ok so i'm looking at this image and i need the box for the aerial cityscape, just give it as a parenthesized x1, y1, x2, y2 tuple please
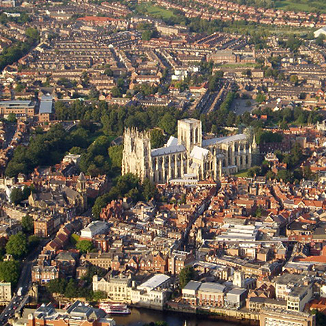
(1, 0, 326, 326)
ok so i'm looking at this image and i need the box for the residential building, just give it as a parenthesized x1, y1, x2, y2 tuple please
(260, 309, 315, 326)
(0, 282, 11, 303)
(13, 301, 116, 326)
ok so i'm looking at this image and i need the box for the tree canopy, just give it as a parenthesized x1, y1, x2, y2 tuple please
(21, 214, 34, 234)
(150, 129, 165, 149)
(179, 266, 195, 288)
(92, 174, 157, 219)
(6, 232, 28, 259)
(0, 260, 20, 285)
(76, 240, 93, 253)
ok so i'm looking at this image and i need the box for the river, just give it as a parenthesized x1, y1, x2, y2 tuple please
(113, 307, 241, 326)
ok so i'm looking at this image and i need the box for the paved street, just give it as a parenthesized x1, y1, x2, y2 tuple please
(3, 123, 16, 149)
(0, 238, 50, 325)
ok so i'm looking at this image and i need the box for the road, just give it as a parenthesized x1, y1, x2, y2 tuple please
(0, 238, 50, 325)
(3, 123, 16, 149)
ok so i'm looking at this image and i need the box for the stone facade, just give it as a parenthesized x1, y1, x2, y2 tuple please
(0, 282, 11, 303)
(122, 118, 254, 183)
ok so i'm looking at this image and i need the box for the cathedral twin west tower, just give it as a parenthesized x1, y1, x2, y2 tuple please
(122, 118, 254, 183)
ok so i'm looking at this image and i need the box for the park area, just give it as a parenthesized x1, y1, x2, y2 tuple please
(274, 0, 326, 13)
(136, 3, 177, 20)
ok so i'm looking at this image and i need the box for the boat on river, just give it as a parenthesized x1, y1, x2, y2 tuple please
(99, 302, 131, 315)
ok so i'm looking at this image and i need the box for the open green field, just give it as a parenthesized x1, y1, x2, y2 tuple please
(136, 3, 177, 19)
(234, 170, 249, 177)
(274, 0, 326, 13)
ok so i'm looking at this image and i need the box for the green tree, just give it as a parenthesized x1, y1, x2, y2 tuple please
(28, 235, 40, 249)
(111, 86, 122, 98)
(179, 266, 195, 288)
(108, 145, 123, 168)
(70, 233, 80, 246)
(92, 193, 111, 219)
(266, 170, 275, 180)
(89, 87, 99, 99)
(47, 278, 67, 294)
(150, 129, 165, 149)
(247, 166, 261, 177)
(142, 30, 153, 41)
(76, 240, 93, 253)
(6, 232, 28, 259)
(226, 111, 236, 126)
(256, 92, 266, 103)
(277, 169, 292, 183)
(21, 214, 34, 234)
(303, 165, 314, 180)
(7, 112, 17, 123)
(0, 260, 20, 285)
(142, 178, 157, 201)
(159, 113, 176, 135)
(10, 187, 24, 205)
(25, 27, 39, 42)
(65, 279, 77, 298)
(104, 67, 113, 76)
(290, 75, 299, 86)
(93, 290, 107, 301)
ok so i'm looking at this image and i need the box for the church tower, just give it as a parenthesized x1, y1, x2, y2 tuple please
(233, 270, 245, 288)
(122, 128, 152, 181)
(76, 172, 87, 211)
(76, 172, 86, 193)
(177, 118, 202, 152)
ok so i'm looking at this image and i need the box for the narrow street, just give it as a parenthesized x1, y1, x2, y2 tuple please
(0, 238, 51, 325)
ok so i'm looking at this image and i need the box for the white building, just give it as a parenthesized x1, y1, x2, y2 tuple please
(275, 274, 313, 312)
(80, 221, 110, 239)
(314, 26, 326, 38)
(93, 274, 132, 302)
(131, 274, 171, 309)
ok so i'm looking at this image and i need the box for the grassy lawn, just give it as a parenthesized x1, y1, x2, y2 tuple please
(234, 170, 249, 177)
(274, 0, 326, 13)
(136, 3, 177, 19)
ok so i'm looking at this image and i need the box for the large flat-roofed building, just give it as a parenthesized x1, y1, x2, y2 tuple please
(38, 94, 54, 122)
(198, 282, 226, 307)
(275, 274, 313, 312)
(260, 309, 315, 326)
(131, 274, 171, 309)
(137, 274, 171, 292)
(182, 281, 201, 305)
(0, 100, 35, 118)
(122, 118, 254, 183)
(80, 221, 110, 239)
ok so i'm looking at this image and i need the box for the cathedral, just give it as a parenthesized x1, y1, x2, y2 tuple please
(122, 118, 254, 183)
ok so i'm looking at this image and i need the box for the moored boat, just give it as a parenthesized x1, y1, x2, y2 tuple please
(99, 302, 131, 315)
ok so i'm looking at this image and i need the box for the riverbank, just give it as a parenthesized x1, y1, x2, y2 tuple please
(113, 306, 250, 326)
(166, 302, 259, 326)
(127, 301, 259, 326)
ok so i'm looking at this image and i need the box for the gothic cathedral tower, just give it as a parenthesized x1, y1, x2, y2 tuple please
(122, 128, 152, 182)
(177, 118, 202, 152)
